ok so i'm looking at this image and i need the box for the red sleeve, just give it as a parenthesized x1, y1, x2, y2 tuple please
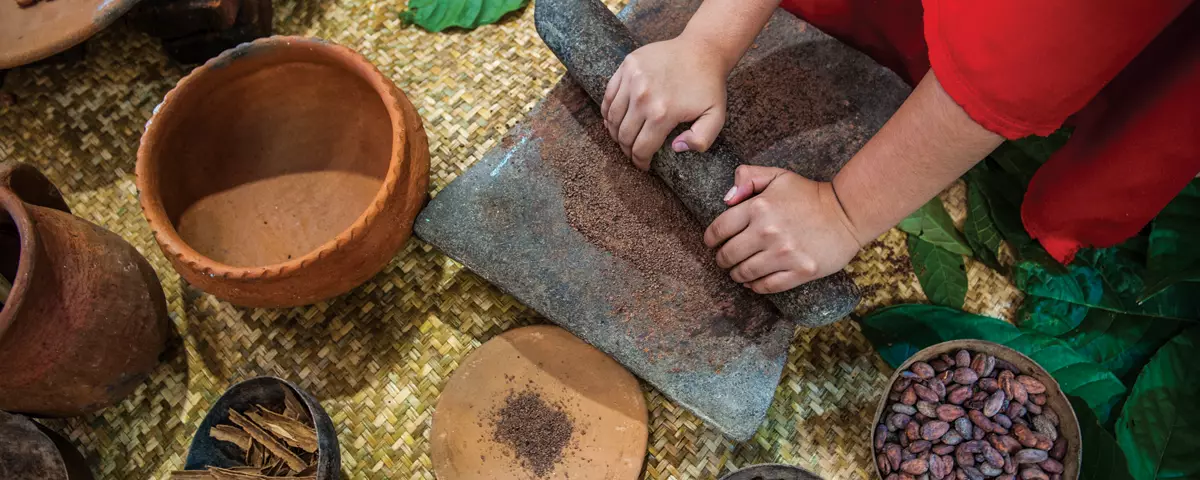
(924, 0, 1192, 139)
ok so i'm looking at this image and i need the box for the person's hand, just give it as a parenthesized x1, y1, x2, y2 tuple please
(704, 165, 867, 294)
(601, 35, 729, 170)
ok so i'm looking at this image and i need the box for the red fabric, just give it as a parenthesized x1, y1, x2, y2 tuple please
(780, 0, 1200, 264)
(1023, 6, 1200, 263)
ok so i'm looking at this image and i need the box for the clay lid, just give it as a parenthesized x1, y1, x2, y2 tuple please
(431, 325, 648, 479)
(0, 0, 140, 69)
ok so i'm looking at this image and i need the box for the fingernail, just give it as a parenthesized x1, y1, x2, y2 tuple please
(672, 140, 689, 152)
(723, 185, 737, 202)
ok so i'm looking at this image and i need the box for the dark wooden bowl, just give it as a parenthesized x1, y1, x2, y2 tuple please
(0, 411, 93, 480)
(719, 464, 823, 480)
(871, 340, 1081, 480)
(183, 376, 340, 479)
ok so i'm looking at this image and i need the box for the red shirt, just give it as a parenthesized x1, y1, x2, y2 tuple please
(781, 0, 1200, 263)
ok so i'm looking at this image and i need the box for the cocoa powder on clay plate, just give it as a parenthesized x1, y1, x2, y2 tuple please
(492, 390, 575, 477)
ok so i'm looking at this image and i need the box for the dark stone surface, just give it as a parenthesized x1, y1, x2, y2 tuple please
(416, 0, 908, 440)
(537, 0, 861, 327)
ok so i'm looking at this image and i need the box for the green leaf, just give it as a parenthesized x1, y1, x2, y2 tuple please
(963, 181, 1005, 271)
(1116, 326, 1200, 480)
(402, 0, 527, 32)
(1071, 395, 1134, 480)
(968, 165, 1064, 271)
(1015, 248, 1200, 321)
(897, 198, 973, 255)
(1143, 180, 1200, 300)
(1011, 128, 1073, 163)
(986, 128, 1071, 185)
(1059, 309, 1185, 387)
(860, 304, 1127, 424)
(907, 235, 968, 308)
(1018, 295, 1089, 336)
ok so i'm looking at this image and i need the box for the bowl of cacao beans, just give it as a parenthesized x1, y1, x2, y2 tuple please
(871, 340, 1081, 480)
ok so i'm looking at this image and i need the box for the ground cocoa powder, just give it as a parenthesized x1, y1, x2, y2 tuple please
(493, 390, 574, 477)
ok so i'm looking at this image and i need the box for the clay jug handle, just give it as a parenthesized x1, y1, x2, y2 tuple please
(0, 162, 71, 214)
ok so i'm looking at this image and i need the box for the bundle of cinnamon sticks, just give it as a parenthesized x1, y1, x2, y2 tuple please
(172, 387, 319, 479)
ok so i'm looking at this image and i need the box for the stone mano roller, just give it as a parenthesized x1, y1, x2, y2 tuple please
(535, 0, 859, 327)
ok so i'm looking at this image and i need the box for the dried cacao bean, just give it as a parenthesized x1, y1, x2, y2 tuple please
(914, 383, 940, 403)
(955, 417, 973, 437)
(918, 401, 939, 418)
(1031, 393, 1046, 406)
(904, 449, 917, 461)
(906, 421, 922, 441)
(1017, 375, 1046, 394)
(978, 378, 1000, 393)
(880, 454, 893, 475)
(942, 431, 964, 446)
(894, 378, 914, 392)
(962, 466, 985, 480)
(953, 368, 980, 385)
(1014, 449, 1048, 464)
(911, 362, 935, 379)
(903, 458, 929, 475)
(931, 454, 953, 479)
(937, 404, 966, 421)
(891, 413, 913, 430)
(877, 424, 889, 450)
(1049, 438, 1066, 461)
(902, 386, 919, 405)
(1006, 379, 1028, 405)
(956, 448, 975, 468)
(916, 413, 930, 423)
(1019, 466, 1048, 480)
(890, 391, 902, 402)
(1006, 402, 1025, 419)
(969, 410, 995, 432)
(973, 427, 987, 440)
(990, 434, 1022, 454)
(983, 445, 1004, 467)
(1012, 424, 1037, 447)
(893, 403, 918, 415)
(980, 464, 1003, 477)
(922, 421, 951, 441)
(1032, 416, 1057, 441)
(995, 359, 1018, 373)
(931, 359, 950, 373)
(1034, 434, 1053, 451)
(1004, 453, 1017, 474)
(1039, 459, 1063, 474)
(933, 444, 956, 455)
(948, 386, 972, 405)
(998, 476, 1015, 480)
(910, 440, 932, 453)
(938, 370, 953, 384)
(994, 414, 1013, 429)
(886, 444, 903, 470)
(1026, 402, 1042, 415)
(930, 379, 947, 400)
(941, 353, 956, 367)
(983, 390, 1006, 417)
(956, 350, 972, 367)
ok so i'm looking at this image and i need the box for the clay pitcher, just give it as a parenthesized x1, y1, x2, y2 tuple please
(0, 162, 169, 416)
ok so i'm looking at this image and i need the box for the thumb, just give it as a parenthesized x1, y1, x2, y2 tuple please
(724, 165, 789, 205)
(671, 107, 725, 153)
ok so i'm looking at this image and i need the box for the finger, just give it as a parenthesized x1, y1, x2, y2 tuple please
(704, 203, 752, 248)
(714, 230, 765, 269)
(601, 64, 624, 120)
(726, 165, 789, 205)
(730, 251, 785, 284)
(670, 105, 726, 153)
(617, 109, 646, 158)
(605, 77, 632, 141)
(747, 270, 807, 294)
(630, 111, 674, 171)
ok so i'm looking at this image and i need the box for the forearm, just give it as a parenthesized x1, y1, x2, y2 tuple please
(679, 0, 780, 74)
(832, 71, 1005, 243)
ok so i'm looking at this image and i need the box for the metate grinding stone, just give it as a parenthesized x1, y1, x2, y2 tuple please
(431, 325, 648, 480)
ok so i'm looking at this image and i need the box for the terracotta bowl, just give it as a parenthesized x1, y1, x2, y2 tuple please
(137, 36, 429, 307)
(183, 376, 339, 479)
(871, 340, 1082, 480)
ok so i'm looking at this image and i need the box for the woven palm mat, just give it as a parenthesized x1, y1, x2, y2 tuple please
(0, 1, 1022, 478)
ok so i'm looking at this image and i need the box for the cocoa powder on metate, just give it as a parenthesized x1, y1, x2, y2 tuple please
(533, 89, 785, 368)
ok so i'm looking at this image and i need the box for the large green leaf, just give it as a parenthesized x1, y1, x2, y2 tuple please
(1071, 396, 1133, 480)
(1116, 326, 1200, 480)
(1060, 309, 1185, 387)
(968, 164, 1064, 271)
(1015, 248, 1200, 321)
(907, 235, 968, 308)
(963, 181, 1005, 271)
(1011, 128, 1073, 163)
(402, 0, 527, 32)
(897, 198, 973, 256)
(860, 305, 1127, 424)
(986, 128, 1071, 185)
(1143, 180, 1200, 300)
(1018, 294, 1089, 336)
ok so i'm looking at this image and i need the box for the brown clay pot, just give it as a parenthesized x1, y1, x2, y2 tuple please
(0, 163, 170, 417)
(137, 36, 430, 307)
(0, 411, 93, 480)
(870, 340, 1082, 480)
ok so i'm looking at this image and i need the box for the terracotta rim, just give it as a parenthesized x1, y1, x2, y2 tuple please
(869, 339, 1082, 480)
(0, 0, 141, 70)
(0, 187, 37, 341)
(135, 36, 412, 281)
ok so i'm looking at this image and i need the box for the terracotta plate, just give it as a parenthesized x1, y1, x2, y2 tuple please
(0, 0, 140, 69)
(431, 325, 648, 480)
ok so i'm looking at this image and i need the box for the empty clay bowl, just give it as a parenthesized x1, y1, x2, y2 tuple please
(871, 340, 1082, 480)
(183, 376, 339, 479)
(137, 36, 429, 307)
(0, 411, 93, 480)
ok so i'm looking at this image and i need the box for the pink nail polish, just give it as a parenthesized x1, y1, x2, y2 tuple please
(723, 186, 738, 202)
(672, 140, 689, 152)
